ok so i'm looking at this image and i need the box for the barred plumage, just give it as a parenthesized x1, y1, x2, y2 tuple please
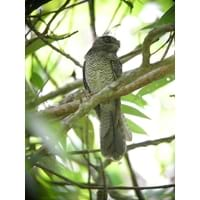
(83, 36, 131, 160)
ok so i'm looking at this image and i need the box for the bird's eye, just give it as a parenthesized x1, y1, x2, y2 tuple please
(103, 36, 112, 43)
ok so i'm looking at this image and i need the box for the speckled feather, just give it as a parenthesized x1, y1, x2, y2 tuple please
(83, 36, 130, 160)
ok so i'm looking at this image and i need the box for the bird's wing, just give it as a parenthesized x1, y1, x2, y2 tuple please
(82, 61, 91, 92)
(110, 56, 122, 80)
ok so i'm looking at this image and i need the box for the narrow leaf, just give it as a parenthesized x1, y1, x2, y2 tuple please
(30, 72, 44, 89)
(137, 74, 175, 96)
(25, 33, 75, 56)
(121, 94, 148, 107)
(141, 5, 175, 30)
(121, 104, 150, 119)
(125, 118, 147, 134)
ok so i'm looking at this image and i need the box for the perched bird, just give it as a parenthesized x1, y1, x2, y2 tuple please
(83, 36, 131, 160)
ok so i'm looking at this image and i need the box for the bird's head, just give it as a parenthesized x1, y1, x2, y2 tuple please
(92, 36, 120, 53)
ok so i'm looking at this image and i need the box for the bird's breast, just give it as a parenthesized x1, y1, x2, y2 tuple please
(85, 53, 115, 93)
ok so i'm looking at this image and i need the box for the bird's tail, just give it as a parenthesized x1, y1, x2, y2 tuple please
(99, 100, 130, 160)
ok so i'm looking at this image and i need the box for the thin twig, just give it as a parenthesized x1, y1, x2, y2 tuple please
(119, 45, 142, 64)
(26, 19, 83, 68)
(104, 1, 122, 34)
(142, 24, 175, 66)
(36, 163, 175, 190)
(29, 79, 82, 107)
(68, 135, 175, 155)
(28, 0, 88, 18)
(43, 0, 70, 34)
(88, 0, 97, 39)
(127, 134, 175, 151)
(161, 31, 175, 61)
(125, 153, 146, 200)
(151, 33, 172, 56)
(99, 158, 108, 200)
(35, 79, 83, 105)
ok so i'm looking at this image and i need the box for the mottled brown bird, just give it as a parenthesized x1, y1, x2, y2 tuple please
(83, 36, 131, 160)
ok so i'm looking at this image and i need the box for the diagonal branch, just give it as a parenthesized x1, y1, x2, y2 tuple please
(142, 24, 175, 66)
(125, 153, 146, 200)
(35, 163, 175, 190)
(63, 56, 174, 130)
(33, 79, 83, 106)
(26, 19, 83, 68)
(68, 135, 175, 155)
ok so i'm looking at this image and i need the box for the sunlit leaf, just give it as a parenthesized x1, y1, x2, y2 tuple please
(137, 74, 175, 96)
(121, 0, 134, 12)
(157, 4, 175, 25)
(121, 93, 148, 107)
(125, 118, 147, 134)
(121, 104, 150, 119)
(30, 72, 44, 89)
(25, 33, 73, 56)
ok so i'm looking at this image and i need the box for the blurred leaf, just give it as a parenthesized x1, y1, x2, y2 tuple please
(141, 4, 175, 30)
(121, 104, 150, 119)
(38, 157, 69, 178)
(26, 111, 66, 158)
(25, 80, 37, 107)
(73, 116, 95, 149)
(30, 72, 44, 89)
(125, 118, 147, 134)
(121, 0, 134, 12)
(121, 93, 148, 107)
(137, 74, 175, 96)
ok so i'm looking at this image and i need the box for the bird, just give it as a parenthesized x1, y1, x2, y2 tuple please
(83, 35, 132, 160)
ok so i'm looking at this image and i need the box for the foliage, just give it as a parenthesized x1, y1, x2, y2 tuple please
(25, 0, 175, 199)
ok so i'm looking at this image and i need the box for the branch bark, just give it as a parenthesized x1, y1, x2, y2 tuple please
(33, 79, 83, 106)
(68, 135, 175, 155)
(125, 153, 146, 200)
(35, 163, 175, 191)
(63, 55, 174, 130)
(142, 24, 175, 66)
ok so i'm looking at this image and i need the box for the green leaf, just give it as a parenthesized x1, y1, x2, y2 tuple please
(125, 118, 147, 134)
(137, 74, 175, 96)
(121, 104, 150, 119)
(157, 4, 175, 25)
(25, 33, 72, 56)
(121, 0, 134, 12)
(73, 116, 95, 149)
(121, 94, 147, 107)
(30, 72, 44, 89)
(141, 5, 175, 30)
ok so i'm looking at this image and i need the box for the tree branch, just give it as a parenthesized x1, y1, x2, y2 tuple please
(88, 0, 97, 39)
(35, 163, 175, 191)
(142, 24, 175, 66)
(68, 135, 175, 155)
(63, 55, 174, 130)
(119, 45, 142, 64)
(26, 19, 83, 68)
(125, 153, 146, 200)
(32, 79, 83, 106)
(29, 0, 88, 18)
(127, 135, 175, 151)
